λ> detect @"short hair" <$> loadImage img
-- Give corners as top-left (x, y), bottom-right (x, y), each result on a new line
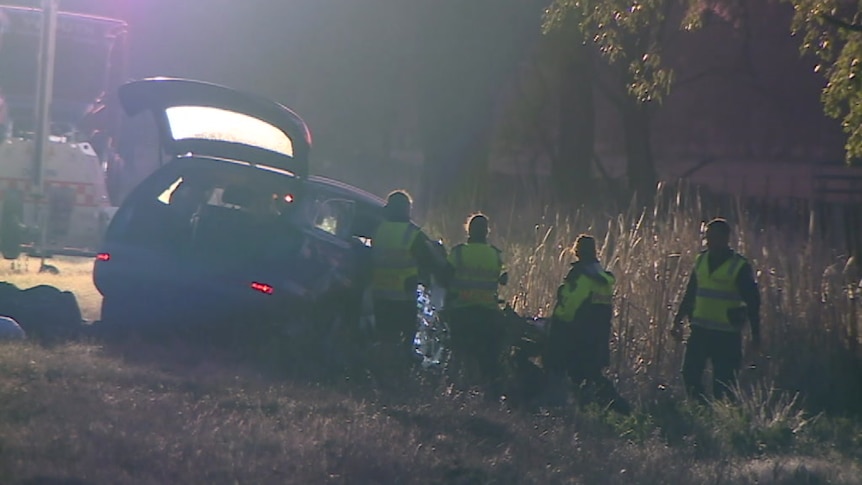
top-left (384, 190), bottom-right (412, 217)
top-left (466, 213), bottom-right (489, 237)
top-left (575, 234), bottom-right (596, 257)
top-left (706, 218), bottom-right (731, 237)
top-left (386, 190), bottom-right (412, 207)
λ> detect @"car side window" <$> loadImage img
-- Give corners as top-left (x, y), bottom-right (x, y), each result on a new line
top-left (155, 176), bottom-right (212, 219)
top-left (113, 172), bottom-right (205, 248)
top-left (310, 198), bottom-right (355, 239)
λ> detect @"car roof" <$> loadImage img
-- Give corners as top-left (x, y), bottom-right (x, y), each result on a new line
top-left (306, 175), bottom-right (385, 207)
top-left (166, 157), bottom-right (385, 211)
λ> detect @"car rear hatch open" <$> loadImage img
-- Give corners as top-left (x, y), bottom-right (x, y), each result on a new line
top-left (117, 77), bottom-right (312, 178)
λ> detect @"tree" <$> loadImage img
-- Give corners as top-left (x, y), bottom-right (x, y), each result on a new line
top-left (493, 23), bottom-right (597, 207)
top-left (543, 0), bottom-right (710, 203)
top-left (785, 0), bottom-right (862, 165)
top-left (405, 1), bottom-right (542, 213)
top-left (549, 13), bottom-right (598, 206)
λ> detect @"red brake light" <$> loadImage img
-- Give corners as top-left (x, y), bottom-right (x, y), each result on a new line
top-left (96, 253), bottom-right (111, 261)
top-left (251, 282), bottom-right (274, 295)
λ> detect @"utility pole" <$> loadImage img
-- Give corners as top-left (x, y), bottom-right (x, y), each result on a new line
top-left (32, 0), bottom-right (59, 258)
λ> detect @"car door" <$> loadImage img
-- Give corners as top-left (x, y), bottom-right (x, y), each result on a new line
top-left (94, 157), bottom-right (306, 307)
top-left (296, 192), bottom-right (359, 296)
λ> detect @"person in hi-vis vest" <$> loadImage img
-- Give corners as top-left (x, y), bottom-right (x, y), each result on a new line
top-left (446, 213), bottom-right (507, 390)
top-left (370, 190), bottom-right (449, 349)
top-left (544, 234), bottom-right (629, 413)
top-left (672, 218), bottom-right (761, 403)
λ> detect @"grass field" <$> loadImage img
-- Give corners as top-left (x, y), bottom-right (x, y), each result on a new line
top-left (0, 189), bottom-right (860, 484)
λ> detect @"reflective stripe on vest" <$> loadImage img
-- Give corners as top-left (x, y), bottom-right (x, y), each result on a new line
top-left (589, 271), bottom-right (614, 307)
top-left (590, 291), bottom-right (612, 305)
top-left (371, 222), bottom-right (420, 300)
top-left (691, 252), bottom-right (747, 332)
top-left (448, 243), bottom-right (502, 309)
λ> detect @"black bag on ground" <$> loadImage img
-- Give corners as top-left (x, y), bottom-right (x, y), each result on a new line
top-left (0, 282), bottom-right (83, 343)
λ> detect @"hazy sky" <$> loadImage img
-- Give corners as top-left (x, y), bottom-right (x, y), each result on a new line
top-left (8, 0), bottom-right (356, 100)
top-left (4, 0), bottom-right (847, 171)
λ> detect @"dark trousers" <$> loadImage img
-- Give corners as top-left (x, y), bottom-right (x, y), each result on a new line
top-left (447, 306), bottom-right (502, 386)
top-left (544, 318), bottom-right (611, 385)
top-left (682, 325), bottom-right (743, 403)
top-left (371, 298), bottom-right (418, 376)
top-left (543, 318), bottom-right (628, 412)
top-left (373, 299), bottom-right (417, 345)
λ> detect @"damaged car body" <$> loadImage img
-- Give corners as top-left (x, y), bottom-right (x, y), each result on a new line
top-left (93, 78), bottom-right (383, 336)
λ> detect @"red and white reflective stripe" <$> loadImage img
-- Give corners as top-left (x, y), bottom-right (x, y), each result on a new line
top-left (51, 180), bottom-right (100, 207)
top-left (0, 177), bottom-right (103, 207)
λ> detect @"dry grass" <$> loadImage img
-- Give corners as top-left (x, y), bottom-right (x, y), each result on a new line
top-left (425, 184), bottom-right (862, 412)
top-left (0, 256), bottom-right (103, 322)
top-left (0, 340), bottom-right (858, 484)
top-left (0, 185), bottom-right (861, 484)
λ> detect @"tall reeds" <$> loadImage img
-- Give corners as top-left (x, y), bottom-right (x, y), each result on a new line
top-left (427, 181), bottom-right (861, 413)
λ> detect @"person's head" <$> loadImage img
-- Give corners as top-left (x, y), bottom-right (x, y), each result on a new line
top-left (466, 213), bottom-right (489, 242)
top-left (705, 218), bottom-right (731, 252)
top-left (574, 234), bottom-right (597, 261)
top-left (384, 190), bottom-right (412, 221)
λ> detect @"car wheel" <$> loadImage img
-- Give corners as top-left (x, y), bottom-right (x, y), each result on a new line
top-left (98, 294), bottom-right (181, 341)
top-left (86, 296), bottom-right (129, 341)
top-left (100, 295), bottom-right (126, 326)
top-left (98, 294), bottom-right (152, 329)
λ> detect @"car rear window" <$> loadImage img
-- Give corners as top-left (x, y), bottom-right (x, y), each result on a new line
top-left (109, 158), bottom-right (303, 260)
top-left (165, 106), bottom-right (294, 158)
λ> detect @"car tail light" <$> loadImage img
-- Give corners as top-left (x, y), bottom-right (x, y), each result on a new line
top-left (283, 193), bottom-right (294, 203)
top-left (96, 252), bottom-right (111, 262)
top-left (251, 281), bottom-right (274, 295)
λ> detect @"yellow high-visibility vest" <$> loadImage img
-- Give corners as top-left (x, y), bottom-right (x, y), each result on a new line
top-left (371, 221), bottom-right (420, 301)
top-left (553, 264), bottom-right (615, 322)
top-left (691, 252), bottom-right (747, 332)
top-left (447, 242), bottom-right (503, 310)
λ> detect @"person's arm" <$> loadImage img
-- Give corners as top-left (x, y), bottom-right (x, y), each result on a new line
top-left (494, 245), bottom-right (508, 286)
top-left (409, 230), bottom-right (432, 266)
top-left (554, 280), bottom-right (590, 322)
top-left (411, 231), bottom-right (451, 285)
top-left (674, 272), bottom-right (697, 324)
top-left (736, 261), bottom-right (761, 344)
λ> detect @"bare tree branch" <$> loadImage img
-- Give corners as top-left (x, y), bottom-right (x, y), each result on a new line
top-left (822, 13), bottom-right (862, 32)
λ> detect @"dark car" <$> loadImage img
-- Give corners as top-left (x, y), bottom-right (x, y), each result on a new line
top-left (93, 78), bottom-right (385, 335)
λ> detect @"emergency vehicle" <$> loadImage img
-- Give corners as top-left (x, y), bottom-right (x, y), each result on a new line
top-left (0, 4), bottom-right (127, 258)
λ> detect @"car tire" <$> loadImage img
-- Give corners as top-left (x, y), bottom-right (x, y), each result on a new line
top-left (99, 294), bottom-right (181, 342)
top-left (99, 294), bottom-right (150, 328)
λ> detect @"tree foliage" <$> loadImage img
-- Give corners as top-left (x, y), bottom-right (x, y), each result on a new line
top-left (542, 0), bottom-right (707, 104)
top-left (542, 0), bottom-right (712, 201)
top-left (786, 0), bottom-right (862, 164)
